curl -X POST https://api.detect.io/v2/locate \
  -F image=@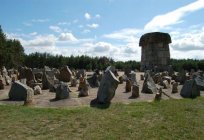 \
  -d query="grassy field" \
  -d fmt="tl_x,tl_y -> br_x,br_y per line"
0,98 -> 204,140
